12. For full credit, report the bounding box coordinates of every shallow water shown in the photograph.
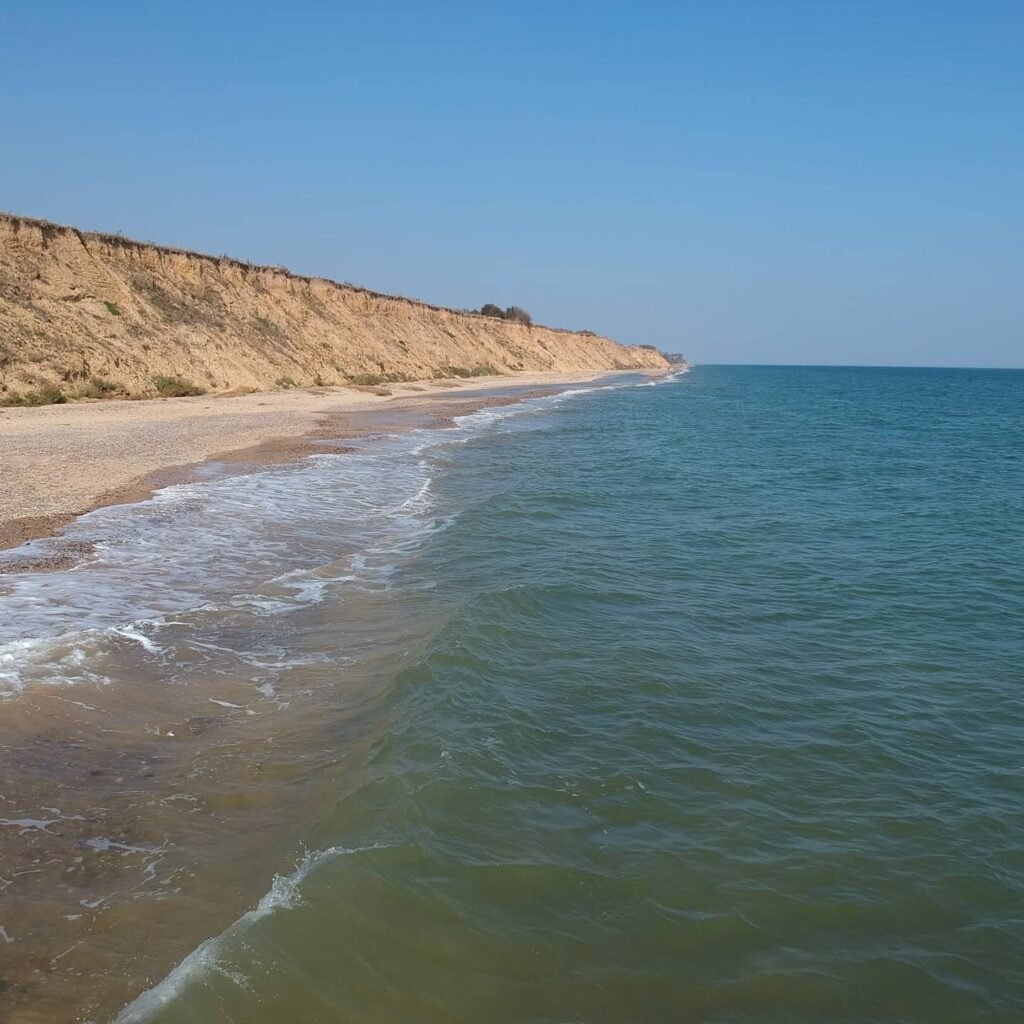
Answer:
[2,367,1023,1022]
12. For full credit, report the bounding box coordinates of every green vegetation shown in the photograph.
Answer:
[345,371,416,387]
[251,315,284,338]
[434,364,502,378]
[133,277,225,328]
[275,375,298,389]
[104,301,122,316]
[475,304,532,325]
[136,280,180,319]
[73,377,121,399]
[152,374,206,398]
[0,384,67,407]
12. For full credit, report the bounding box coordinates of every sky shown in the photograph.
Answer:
[1,1,1021,367]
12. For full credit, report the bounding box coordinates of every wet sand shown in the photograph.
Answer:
[0,565,445,1024]
[0,371,633,568]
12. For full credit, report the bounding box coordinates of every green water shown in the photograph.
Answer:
[121,366,1023,1023]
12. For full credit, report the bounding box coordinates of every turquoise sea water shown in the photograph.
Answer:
[3,367,1023,1022]
[115,365,1024,1024]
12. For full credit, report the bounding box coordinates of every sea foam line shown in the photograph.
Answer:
[1,372,682,698]
[114,843,388,1023]
[636,367,690,386]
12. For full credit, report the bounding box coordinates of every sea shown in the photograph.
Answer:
[1,365,1022,1023]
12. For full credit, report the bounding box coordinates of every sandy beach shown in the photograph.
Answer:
[0,370,635,557]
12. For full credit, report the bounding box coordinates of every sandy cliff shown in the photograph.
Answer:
[0,214,667,397]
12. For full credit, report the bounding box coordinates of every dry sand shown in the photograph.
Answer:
[0,371,640,554]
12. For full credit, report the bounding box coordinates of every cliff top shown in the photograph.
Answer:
[0,211,592,336]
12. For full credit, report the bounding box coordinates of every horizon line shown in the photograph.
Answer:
[693,362,1024,372]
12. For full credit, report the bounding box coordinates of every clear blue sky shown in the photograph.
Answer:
[2,2,1021,367]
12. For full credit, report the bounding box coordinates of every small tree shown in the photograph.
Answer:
[504,306,532,325]
[479,303,504,318]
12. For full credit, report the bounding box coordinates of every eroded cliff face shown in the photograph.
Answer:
[0,214,667,396]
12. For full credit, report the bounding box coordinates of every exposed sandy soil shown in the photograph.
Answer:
[0,213,668,399]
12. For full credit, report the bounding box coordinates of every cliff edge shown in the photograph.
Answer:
[0,214,667,398]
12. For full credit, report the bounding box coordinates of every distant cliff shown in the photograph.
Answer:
[0,214,667,399]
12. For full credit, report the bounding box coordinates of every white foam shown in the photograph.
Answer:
[112,625,163,655]
[84,837,163,856]
[114,843,387,1023]
[0,817,59,833]
[0,622,158,697]
[636,367,690,387]
[0,373,657,698]
[1,441,433,645]
[41,807,85,821]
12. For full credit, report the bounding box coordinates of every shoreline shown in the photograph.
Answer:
[0,370,658,569]
[0,366,677,1022]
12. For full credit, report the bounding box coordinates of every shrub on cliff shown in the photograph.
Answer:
[346,371,416,386]
[152,375,206,398]
[475,304,532,325]
[74,377,122,399]
[503,305,532,325]
[0,384,67,407]
[434,364,502,378]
